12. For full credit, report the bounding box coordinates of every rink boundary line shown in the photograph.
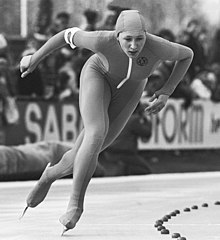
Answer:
[1,171,220,189]
[90,171,220,184]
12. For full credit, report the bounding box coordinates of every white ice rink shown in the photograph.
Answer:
[1,172,220,240]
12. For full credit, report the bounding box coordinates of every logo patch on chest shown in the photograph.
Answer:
[136,57,148,66]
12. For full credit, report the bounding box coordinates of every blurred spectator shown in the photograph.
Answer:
[210,63,220,83]
[33,11,69,44]
[0,34,19,124]
[171,72,196,108]
[15,35,44,98]
[98,5,130,30]
[47,12,72,68]
[107,4,130,23]
[0,34,14,66]
[190,69,218,100]
[197,28,209,60]
[39,12,74,96]
[210,63,220,102]
[99,102,152,176]
[157,28,176,42]
[83,9,99,31]
[208,28,220,65]
[53,61,79,101]
[33,0,53,42]
[47,12,70,37]
[99,14,117,30]
[179,19,206,79]
[144,69,166,97]
[0,141,105,181]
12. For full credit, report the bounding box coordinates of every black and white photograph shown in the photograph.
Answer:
[0,0,220,239]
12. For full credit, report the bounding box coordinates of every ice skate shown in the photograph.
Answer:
[59,207,83,234]
[20,163,55,218]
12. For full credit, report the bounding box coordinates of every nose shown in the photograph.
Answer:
[130,39,137,50]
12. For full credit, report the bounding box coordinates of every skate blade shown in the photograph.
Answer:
[19,206,29,220]
[61,227,70,236]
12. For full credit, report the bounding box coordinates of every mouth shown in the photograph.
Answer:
[128,50,139,57]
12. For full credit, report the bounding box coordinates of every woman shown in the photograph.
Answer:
[20,10,193,234]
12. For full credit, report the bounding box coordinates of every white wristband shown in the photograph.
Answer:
[64,27,80,49]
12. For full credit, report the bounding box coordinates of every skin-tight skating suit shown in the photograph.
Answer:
[23,28,182,229]
[72,29,180,150]
[56,31,181,228]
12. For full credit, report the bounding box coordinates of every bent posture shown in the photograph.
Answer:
[20,10,193,234]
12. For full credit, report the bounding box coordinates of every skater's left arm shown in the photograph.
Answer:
[145,43,193,115]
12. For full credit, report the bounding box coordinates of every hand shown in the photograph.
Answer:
[145,94,169,115]
[20,55,34,78]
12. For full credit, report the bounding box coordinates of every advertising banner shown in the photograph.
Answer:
[3,99,81,145]
[139,98,220,149]
[1,98,220,149]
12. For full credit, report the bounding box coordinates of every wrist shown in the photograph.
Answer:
[155,89,171,97]
[30,52,42,70]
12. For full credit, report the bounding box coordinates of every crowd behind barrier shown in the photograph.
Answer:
[0,8,220,123]
[1,8,220,104]
[1,7,220,180]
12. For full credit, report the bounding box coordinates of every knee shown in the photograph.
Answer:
[85,127,108,146]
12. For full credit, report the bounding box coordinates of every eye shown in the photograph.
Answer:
[136,37,144,41]
[124,37,132,41]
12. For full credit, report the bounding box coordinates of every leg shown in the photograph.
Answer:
[60,76,147,230]
[103,79,147,149]
[60,67,111,230]
[23,77,146,217]
[23,130,85,212]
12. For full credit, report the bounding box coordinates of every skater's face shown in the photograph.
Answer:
[118,30,146,59]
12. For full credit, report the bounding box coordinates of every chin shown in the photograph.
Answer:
[127,52,139,59]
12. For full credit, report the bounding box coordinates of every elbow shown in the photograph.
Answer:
[178,47,194,65]
[179,46,194,62]
[189,47,194,59]
[186,47,194,61]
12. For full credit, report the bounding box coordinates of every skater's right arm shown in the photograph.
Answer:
[20,28,81,78]
[20,28,104,78]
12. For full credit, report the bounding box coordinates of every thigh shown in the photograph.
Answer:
[79,64,111,134]
[102,79,146,149]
